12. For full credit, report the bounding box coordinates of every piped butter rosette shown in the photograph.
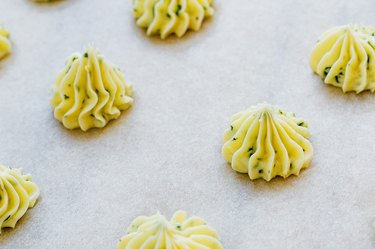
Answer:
[0,26,11,60]
[133,0,214,39]
[51,46,134,131]
[0,165,40,231]
[222,103,313,181]
[117,210,223,249]
[311,25,375,93]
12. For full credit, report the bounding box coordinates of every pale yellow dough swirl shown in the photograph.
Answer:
[222,103,313,181]
[0,165,39,231]
[133,0,214,39]
[0,26,11,60]
[51,46,134,131]
[310,25,375,93]
[117,210,223,249]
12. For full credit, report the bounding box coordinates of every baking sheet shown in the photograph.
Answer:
[1,0,375,248]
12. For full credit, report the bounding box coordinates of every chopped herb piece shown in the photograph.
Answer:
[64,94,70,100]
[334,71,344,84]
[323,67,331,79]
[298,122,304,126]
[290,163,293,169]
[249,152,254,157]
[4,215,10,222]
[248,147,253,152]
[258,169,263,173]
[176,225,181,230]
[167,13,171,18]
[368,41,375,49]
[84,52,88,58]
[90,114,95,117]
[66,66,72,73]
[176,4,182,16]
[232,137,237,141]
[95,89,99,94]
[230,125,233,131]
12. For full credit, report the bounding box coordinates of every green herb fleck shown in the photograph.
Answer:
[66,66,72,73]
[290,163,293,169]
[4,215,10,222]
[84,52,88,58]
[334,72,344,84]
[323,67,331,79]
[90,114,95,117]
[176,225,181,230]
[64,94,70,100]
[248,147,253,152]
[230,125,233,131]
[232,137,237,141]
[298,122,304,126]
[167,13,171,18]
[369,41,375,49]
[258,169,263,173]
[176,4,182,16]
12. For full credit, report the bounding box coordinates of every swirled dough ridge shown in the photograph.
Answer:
[133,0,214,39]
[222,103,313,181]
[51,46,134,131]
[310,25,375,93]
[117,210,223,249]
[0,165,39,231]
[0,26,11,60]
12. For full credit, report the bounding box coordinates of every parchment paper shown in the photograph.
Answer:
[1,0,375,248]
